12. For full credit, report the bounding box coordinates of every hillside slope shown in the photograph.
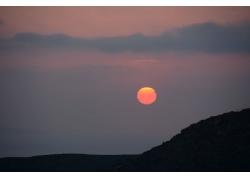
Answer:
[108,108,250,171]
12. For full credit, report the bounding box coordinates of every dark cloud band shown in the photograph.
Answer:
[1,21,250,53]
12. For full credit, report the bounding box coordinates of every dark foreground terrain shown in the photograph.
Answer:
[0,154,136,172]
[1,108,250,172]
[105,108,250,171]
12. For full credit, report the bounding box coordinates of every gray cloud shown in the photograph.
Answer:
[0,21,250,53]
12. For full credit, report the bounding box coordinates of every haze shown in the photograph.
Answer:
[0,7,250,157]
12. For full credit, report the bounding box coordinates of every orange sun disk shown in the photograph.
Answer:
[137,87,157,105]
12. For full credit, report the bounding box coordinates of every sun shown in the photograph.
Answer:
[137,87,157,105]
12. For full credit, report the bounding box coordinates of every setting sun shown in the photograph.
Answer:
[137,87,157,105]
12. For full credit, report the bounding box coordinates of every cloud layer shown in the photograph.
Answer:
[1,22,250,53]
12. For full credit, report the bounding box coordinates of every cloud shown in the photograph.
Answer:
[0,21,250,53]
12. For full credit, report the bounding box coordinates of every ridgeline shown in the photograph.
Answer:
[1,108,249,172]
[106,108,250,171]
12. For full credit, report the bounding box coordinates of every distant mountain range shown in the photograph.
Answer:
[1,108,249,172]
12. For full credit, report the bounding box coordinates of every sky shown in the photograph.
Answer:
[0,6,250,157]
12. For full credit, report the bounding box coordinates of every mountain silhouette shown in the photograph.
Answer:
[105,108,250,171]
[0,108,249,172]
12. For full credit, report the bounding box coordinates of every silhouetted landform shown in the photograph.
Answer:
[105,108,250,171]
[1,108,250,172]
[0,154,136,172]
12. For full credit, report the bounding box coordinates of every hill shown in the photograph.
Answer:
[1,108,249,172]
[0,154,136,172]
[106,108,250,171]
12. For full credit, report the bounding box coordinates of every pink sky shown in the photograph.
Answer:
[1,7,250,87]
[1,7,250,38]
[1,7,250,71]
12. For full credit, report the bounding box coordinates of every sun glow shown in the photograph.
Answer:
[137,87,157,105]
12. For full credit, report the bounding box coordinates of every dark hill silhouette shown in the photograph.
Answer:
[0,154,136,172]
[1,108,249,172]
[105,108,250,171]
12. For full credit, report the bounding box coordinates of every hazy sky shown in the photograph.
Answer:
[0,7,250,157]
